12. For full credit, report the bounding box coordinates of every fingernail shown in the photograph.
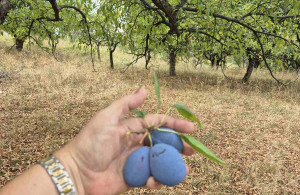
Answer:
[135,86,145,94]
[134,88,141,94]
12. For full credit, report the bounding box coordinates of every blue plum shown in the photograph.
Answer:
[123,146,151,187]
[151,128,184,152]
[150,144,186,186]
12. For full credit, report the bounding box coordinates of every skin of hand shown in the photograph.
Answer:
[54,87,195,195]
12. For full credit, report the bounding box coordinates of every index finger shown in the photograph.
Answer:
[144,114,195,133]
[105,87,147,123]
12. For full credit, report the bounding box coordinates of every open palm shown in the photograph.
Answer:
[59,87,195,195]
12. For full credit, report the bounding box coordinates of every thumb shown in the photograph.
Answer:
[109,87,147,119]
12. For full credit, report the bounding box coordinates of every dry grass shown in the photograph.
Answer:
[1,35,299,194]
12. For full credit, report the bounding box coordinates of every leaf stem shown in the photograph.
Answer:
[154,107,173,129]
[139,131,149,145]
[147,133,153,148]
[156,127,181,135]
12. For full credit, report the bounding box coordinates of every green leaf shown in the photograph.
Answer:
[153,72,161,109]
[180,134,225,165]
[172,104,203,128]
[131,110,147,118]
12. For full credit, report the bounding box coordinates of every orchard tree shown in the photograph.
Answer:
[114,0,300,83]
[2,0,96,70]
[96,1,127,69]
[0,0,12,24]
[2,0,300,83]
[121,3,170,72]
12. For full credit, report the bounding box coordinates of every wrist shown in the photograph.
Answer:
[54,145,85,195]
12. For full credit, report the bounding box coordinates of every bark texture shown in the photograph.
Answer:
[110,50,114,69]
[15,38,24,51]
[242,49,260,83]
[169,50,176,76]
[109,43,118,69]
[97,44,101,61]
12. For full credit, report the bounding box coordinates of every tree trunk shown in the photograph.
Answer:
[242,55,254,83]
[210,57,215,68]
[15,38,24,51]
[169,50,176,76]
[253,56,260,68]
[216,59,221,70]
[296,59,300,77]
[0,0,12,24]
[109,43,118,69]
[97,44,101,61]
[109,50,114,69]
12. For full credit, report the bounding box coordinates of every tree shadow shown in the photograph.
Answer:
[155,70,300,103]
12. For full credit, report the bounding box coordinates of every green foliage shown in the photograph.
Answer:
[131,110,147,118]
[114,0,300,78]
[2,0,95,52]
[180,134,225,165]
[1,0,299,76]
[172,104,203,129]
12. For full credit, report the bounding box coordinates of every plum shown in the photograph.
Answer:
[151,128,183,152]
[123,146,151,187]
[150,143,186,186]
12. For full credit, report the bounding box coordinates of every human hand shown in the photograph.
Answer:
[55,87,195,195]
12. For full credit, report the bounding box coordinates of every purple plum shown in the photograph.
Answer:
[123,146,151,187]
[150,143,186,186]
[151,127,184,152]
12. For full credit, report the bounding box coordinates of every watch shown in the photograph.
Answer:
[40,155,77,195]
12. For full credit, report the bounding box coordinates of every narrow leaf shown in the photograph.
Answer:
[172,104,203,128]
[180,135,225,165]
[131,110,147,118]
[153,72,161,109]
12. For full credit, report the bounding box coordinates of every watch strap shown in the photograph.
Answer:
[40,155,76,195]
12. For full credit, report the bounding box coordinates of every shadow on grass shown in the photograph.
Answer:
[175,71,298,100]
[122,69,300,102]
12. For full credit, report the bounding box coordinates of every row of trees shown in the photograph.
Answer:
[1,0,300,84]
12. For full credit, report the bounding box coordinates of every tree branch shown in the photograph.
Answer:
[46,0,60,21]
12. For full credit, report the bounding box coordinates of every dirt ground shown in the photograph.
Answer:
[1,36,299,194]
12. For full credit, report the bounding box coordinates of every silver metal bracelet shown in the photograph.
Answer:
[40,155,76,195]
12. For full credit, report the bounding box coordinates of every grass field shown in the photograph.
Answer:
[0,36,299,194]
